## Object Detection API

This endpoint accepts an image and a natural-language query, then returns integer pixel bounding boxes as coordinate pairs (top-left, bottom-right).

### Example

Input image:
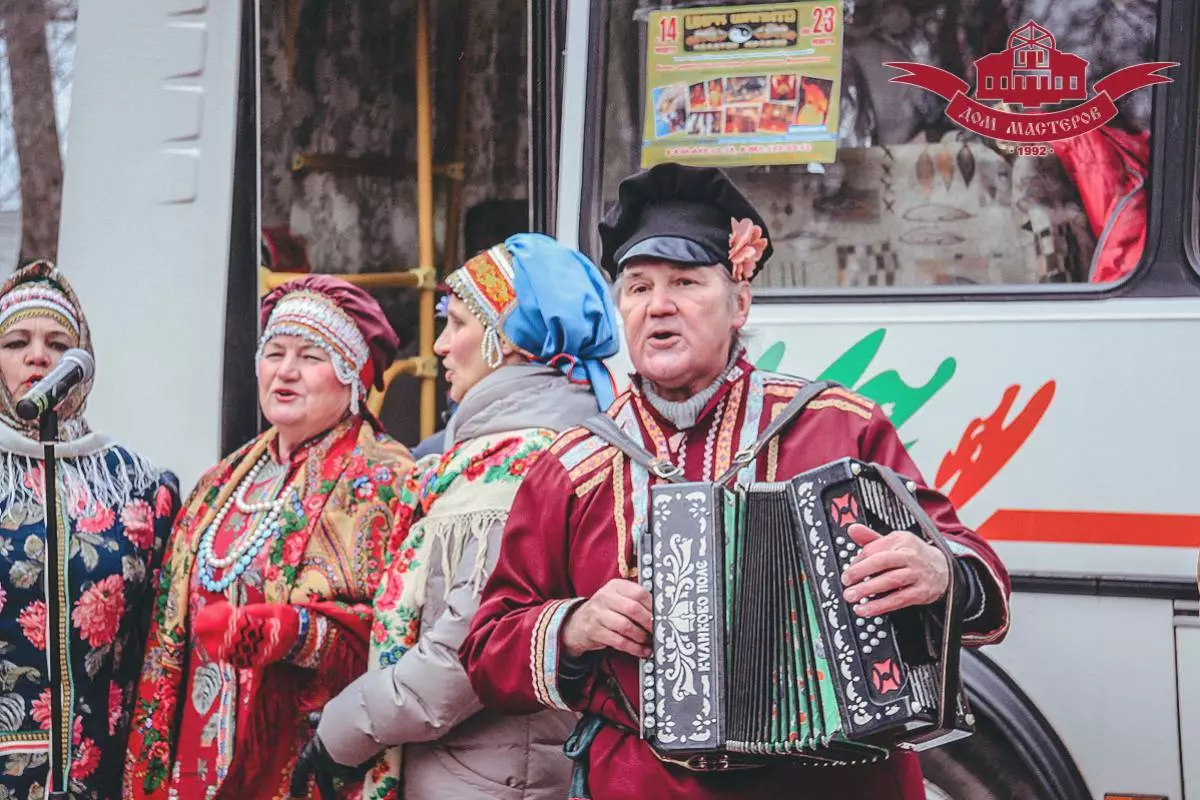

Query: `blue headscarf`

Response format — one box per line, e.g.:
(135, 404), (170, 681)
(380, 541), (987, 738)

(445, 233), (620, 410)
(502, 234), (620, 410)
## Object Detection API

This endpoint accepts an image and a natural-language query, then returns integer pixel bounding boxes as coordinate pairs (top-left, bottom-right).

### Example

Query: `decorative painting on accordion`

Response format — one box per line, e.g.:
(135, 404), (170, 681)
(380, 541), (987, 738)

(638, 458), (971, 769)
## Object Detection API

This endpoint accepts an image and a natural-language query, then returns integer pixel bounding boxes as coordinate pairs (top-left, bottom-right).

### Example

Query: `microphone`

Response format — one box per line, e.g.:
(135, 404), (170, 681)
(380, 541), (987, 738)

(15, 349), (95, 421)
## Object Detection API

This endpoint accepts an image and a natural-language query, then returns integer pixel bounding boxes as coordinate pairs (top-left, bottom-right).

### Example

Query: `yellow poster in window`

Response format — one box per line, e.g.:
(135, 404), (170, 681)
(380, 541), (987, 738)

(641, 2), (843, 168)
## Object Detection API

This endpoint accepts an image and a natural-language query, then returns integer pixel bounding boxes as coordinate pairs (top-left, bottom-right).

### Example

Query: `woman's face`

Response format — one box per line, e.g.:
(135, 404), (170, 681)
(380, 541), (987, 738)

(257, 335), (352, 440)
(433, 296), (496, 404)
(0, 317), (75, 399)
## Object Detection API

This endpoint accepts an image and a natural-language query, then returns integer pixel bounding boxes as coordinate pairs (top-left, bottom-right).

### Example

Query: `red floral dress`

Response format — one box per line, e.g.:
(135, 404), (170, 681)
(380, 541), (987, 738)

(0, 447), (180, 800)
(123, 417), (412, 800)
(169, 441), (299, 798)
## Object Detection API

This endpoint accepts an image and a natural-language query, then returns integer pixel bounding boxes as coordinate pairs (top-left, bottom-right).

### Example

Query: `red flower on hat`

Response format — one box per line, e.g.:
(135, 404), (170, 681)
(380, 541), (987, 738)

(728, 217), (768, 281)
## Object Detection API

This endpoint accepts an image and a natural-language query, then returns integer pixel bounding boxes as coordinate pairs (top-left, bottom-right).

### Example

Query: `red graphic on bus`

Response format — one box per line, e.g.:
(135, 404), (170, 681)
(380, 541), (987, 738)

(974, 22), (1088, 107)
(935, 381), (1056, 509)
(885, 21), (1174, 143)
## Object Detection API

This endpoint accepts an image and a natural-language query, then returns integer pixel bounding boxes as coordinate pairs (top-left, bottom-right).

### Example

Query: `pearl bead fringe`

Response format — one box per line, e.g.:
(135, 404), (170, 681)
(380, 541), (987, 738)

(198, 453), (295, 592)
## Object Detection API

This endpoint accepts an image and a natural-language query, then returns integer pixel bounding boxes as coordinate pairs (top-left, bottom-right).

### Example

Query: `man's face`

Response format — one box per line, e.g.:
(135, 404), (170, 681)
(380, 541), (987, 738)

(617, 260), (750, 400)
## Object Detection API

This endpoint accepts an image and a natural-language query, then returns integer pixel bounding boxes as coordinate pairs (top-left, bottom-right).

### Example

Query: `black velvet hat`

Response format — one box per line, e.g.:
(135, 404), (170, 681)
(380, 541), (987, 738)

(598, 163), (773, 281)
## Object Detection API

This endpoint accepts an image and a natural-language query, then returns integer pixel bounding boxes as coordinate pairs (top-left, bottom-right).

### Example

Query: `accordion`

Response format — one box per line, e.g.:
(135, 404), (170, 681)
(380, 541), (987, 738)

(636, 458), (973, 769)
(582, 380), (971, 772)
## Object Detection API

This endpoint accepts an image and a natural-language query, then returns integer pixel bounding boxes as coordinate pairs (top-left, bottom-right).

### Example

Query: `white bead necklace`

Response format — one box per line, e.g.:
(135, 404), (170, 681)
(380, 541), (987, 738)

(234, 454), (284, 514)
(198, 453), (296, 592)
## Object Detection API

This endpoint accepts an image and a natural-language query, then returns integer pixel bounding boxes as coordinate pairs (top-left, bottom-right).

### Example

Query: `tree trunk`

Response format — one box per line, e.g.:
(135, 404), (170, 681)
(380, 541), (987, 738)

(3, 2), (63, 263)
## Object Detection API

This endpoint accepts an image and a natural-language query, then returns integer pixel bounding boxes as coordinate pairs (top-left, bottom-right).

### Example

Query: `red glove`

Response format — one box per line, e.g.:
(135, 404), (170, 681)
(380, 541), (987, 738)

(193, 601), (306, 669)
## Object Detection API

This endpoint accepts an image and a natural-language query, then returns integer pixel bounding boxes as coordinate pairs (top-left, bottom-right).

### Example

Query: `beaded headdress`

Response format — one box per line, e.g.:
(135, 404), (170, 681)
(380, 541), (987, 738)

(256, 289), (372, 413)
(0, 282), (81, 339)
(444, 244), (518, 368)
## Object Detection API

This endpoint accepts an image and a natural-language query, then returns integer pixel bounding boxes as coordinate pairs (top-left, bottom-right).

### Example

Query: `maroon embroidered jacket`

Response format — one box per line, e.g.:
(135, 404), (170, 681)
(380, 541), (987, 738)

(461, 361), (1010, 800)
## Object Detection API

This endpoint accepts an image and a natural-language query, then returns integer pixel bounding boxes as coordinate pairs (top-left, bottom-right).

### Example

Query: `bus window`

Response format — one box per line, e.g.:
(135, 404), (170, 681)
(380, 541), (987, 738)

(256, 0), (533, 443)
(588, 0), (1160, 292)
(0, 4), (75, 267)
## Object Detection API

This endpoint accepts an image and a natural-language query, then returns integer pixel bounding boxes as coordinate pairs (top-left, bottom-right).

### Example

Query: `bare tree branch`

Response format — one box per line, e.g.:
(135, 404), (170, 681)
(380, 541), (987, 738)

(3, 1), (63, 261)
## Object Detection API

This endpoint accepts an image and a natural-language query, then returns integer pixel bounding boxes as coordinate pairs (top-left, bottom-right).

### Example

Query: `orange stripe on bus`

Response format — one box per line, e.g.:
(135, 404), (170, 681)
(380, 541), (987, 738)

(977, 510), (1200, 548)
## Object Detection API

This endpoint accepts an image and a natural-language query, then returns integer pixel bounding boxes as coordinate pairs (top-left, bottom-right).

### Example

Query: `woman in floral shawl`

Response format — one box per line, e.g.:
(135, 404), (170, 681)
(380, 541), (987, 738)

(303, 234), (619, 800)
(0, 261), (181, 800)
(122, 276), (412, 799)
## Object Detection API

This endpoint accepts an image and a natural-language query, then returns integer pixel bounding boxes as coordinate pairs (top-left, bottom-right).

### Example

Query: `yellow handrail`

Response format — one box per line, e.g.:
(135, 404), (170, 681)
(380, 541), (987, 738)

(414, 0), (437, 440)
(259, 266), (437, 292)
(367, 356), (438, 416)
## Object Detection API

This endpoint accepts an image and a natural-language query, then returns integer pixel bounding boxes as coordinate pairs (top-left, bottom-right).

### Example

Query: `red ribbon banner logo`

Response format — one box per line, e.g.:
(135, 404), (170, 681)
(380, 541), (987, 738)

(885, 21), (1174, 143)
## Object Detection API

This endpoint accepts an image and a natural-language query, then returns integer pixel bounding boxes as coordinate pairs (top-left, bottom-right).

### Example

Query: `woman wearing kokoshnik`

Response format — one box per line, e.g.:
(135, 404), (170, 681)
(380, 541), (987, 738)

(0, 261), (181, 800)
(300, 233), (620, 800)
(122, 276), (412, 799)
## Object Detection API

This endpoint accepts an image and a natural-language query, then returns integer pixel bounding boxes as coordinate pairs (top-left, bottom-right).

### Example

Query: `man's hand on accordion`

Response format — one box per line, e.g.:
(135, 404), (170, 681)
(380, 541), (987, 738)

(561, 578), (654, 659)
(840, 524), (951, 617)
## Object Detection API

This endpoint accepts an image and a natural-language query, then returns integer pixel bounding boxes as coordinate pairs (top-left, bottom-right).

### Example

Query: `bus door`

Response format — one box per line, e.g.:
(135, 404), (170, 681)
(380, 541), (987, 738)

(58, 0), (246, 487)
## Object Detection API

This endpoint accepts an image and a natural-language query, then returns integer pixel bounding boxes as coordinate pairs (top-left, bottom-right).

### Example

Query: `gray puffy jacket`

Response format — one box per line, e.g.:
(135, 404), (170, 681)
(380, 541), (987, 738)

(319, 365), (597, 799)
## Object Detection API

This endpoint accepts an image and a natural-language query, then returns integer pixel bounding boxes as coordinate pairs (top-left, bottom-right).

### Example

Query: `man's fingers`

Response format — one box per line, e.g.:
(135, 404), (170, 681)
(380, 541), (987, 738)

(843, 567), (914, 604)
(847, 523), (883, 549)
(609, 579), (653, 612)
(610, 595), (654, 631)
(842, 550), (908, 586)
(855, 586), (927, 617)
(596, 607), (651, 645)
(594, 626), (652, 658)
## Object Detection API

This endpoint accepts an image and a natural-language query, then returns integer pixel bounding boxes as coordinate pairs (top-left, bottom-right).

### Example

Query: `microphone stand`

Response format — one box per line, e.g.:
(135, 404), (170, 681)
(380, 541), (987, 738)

(39, 408), (70, 800)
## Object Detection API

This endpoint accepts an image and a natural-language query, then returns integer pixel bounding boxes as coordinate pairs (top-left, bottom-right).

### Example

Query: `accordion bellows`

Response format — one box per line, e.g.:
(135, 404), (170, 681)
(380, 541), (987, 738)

(638, 458), (971, 770)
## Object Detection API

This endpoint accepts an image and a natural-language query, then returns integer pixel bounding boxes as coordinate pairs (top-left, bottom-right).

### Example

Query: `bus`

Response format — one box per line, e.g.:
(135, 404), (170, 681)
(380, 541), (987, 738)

(54, 0), (1199, 797)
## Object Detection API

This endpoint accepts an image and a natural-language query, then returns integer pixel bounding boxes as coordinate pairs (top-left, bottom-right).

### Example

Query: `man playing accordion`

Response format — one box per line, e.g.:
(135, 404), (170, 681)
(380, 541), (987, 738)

(460, 163), (1011, 800)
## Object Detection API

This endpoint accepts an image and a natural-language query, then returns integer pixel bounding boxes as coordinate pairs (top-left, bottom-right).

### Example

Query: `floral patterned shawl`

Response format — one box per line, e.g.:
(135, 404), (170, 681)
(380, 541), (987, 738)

(361, 426), (555, 799)
(123, 417), (412, 799)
